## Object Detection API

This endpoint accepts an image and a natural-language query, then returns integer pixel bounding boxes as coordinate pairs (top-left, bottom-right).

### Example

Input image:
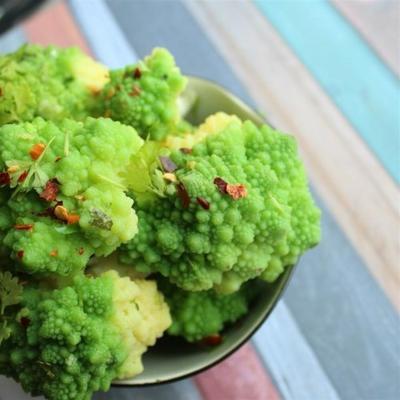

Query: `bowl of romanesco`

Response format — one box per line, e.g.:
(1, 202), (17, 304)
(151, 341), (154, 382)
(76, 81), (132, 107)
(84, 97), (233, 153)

(0, 44), (320, 399)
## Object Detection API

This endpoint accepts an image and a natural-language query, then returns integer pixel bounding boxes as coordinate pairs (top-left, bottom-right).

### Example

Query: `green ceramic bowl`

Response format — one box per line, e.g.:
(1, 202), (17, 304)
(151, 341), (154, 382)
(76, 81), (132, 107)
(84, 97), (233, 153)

(114, 77), (295, 386)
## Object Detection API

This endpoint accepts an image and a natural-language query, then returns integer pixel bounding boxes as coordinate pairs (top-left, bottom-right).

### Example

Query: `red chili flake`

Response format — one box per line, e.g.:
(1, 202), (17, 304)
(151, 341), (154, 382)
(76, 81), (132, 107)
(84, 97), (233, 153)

(17, 250), (24, 259)
(17, 170), (28, 183)
(0, 87), (3, 97)
(0, 172), (10, 186)
(14, 224), (34, 231)
(78, 247), (85, 255)
(226, 183), (248, 200)
(20, 317), (31, 328)
(180, 147), (192, 155)
(67, 214), (80, 225)
(29, 143), (46, 160)
(196, 197), (210, 210)
(176, 182), (190, 208)
(159, 156), (177, 173)
(40, 179), (59, 202)
(133, 67), (142, 79)
(200, 334), (223, 346)
(49, 249), (58, 257)
(129, 86), (141, 96)
(213, 177), (228, 194)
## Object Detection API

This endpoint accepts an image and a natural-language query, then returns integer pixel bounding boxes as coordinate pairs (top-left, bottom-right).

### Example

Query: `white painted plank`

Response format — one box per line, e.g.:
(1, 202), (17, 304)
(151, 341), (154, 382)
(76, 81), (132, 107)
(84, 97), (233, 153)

(68, 0), (138, 68)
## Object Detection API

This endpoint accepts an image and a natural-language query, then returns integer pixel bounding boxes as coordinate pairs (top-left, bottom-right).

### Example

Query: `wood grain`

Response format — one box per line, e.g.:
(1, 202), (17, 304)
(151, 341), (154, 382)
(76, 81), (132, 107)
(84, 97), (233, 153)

(194, 344), (281, 400)
(187, 0), (400, 310)
(332, 0), (400, 77)
(23, 0), (90, 53)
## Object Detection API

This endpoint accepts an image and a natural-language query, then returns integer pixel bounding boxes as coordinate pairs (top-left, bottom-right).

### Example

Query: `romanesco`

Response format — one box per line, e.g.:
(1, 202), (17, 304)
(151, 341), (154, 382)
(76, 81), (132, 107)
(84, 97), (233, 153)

(159, 278), (258, 342)
(120, 113), (321, 292)
(0, 117), (143, 275)
(0, 269), (171, 400)
(94, 48), (187, 140)
(0, 44), (108, 125)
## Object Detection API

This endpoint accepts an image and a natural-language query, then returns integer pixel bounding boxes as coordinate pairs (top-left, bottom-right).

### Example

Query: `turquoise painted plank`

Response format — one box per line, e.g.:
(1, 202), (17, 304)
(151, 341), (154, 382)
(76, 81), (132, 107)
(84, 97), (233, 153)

(255, 0), (400, 182)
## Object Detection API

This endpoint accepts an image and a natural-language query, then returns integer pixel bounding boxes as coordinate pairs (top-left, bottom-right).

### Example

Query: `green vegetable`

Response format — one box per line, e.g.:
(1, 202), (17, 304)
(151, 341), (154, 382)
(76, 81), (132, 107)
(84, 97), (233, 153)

(0, 269), (171, 400)
(0, 271), (23, 344)
(120, 113), (321, 293)
(0, 44), (109, 125)
(94, 48), (187, 140)
(0, 117), (143, 276)
(159, 278), (259, 342)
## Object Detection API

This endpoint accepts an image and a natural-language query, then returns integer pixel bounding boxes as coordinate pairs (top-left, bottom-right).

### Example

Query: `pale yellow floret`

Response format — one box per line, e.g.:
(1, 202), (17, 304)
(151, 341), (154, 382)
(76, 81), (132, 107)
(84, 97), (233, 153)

(164, 112), (240, 149)
(103, 270), (171, 379)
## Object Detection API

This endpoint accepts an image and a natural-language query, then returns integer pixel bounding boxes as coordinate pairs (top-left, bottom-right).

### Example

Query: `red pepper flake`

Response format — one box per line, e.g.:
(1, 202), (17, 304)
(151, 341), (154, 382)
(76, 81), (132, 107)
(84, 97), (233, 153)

(129, 86), (141, 96)
(0, 172), (10, 186)
(14, 224), (34, 231)
(40, 179), (59, 202)
(176, 182), (190, 208)
(196, 197), (210, 210)
(29, 143), (46, 160)
(180, 147), (192, 154)
(226, 183), (248, 200)
(0, 87), (3, 96)
(17, 250), (24, 259)
(78, 247), (85, 255)
(67, 214), (80, 225)
(49, 249), (58, 257)
(159, 156), (177, 173)
(20, 317), (31, 328)
(213, 177), (228, 194)
(200, 334), (223, 346)
(18, 170), (28, 183)
(133, 67), (142, 79)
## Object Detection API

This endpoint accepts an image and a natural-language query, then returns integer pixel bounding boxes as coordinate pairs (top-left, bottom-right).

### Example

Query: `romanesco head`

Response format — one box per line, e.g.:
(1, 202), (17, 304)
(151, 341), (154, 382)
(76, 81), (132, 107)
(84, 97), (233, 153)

(0, 44), (109, 125)
(95, 48), (187, 140)
(0, 117), (143, 276)
(159, 278), (255, 342)
(0, 269), (170, 400)
(120, 113), (321, 292)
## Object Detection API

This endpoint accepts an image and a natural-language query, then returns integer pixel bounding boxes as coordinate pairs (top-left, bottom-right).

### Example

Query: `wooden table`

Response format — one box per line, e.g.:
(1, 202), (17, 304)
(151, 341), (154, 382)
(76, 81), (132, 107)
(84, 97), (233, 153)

(0, 1), (399, 399)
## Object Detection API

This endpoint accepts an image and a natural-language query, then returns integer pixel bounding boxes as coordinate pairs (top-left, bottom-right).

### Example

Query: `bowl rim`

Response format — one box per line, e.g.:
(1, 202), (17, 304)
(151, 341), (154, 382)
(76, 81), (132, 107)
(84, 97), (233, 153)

(113, 76), (295, 387)
(114, 265), (295, 388)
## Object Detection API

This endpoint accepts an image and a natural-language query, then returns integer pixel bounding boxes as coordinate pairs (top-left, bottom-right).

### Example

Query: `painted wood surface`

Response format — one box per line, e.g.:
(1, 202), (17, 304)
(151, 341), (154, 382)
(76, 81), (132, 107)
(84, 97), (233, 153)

(255, 0), (400, 183)
(187, 0), (400, 310)
(333, 0), (400, 77)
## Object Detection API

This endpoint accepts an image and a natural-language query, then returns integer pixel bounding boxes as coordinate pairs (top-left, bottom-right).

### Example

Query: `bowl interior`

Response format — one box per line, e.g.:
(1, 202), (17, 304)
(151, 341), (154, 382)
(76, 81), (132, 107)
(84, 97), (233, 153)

(115, 77), (294, 386)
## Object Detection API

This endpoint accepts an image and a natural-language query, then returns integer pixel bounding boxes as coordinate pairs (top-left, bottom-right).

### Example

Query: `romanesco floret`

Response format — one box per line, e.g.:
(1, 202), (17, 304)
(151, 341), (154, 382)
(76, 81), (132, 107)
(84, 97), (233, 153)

(0, 117), (143, 275)
(159, 278), (257, 342)
(0, 44), (109, 125)
(120, 113), (321, 293)
(94, 48), (187, 140)
(0, 269), (171, 400)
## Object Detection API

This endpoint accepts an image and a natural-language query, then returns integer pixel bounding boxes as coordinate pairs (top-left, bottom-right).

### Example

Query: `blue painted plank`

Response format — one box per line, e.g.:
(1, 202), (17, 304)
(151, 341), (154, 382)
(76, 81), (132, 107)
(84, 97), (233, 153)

(255, 0), (400, 182)
(0, 27), (25, 54)
(253, 302), (340, 400)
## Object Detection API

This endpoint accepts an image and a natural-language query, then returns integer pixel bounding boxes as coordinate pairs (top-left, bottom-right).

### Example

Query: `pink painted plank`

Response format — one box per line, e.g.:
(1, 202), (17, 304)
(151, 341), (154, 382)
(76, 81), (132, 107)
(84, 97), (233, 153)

(194, 344), (281, 400)
(23, 1), (91, 54)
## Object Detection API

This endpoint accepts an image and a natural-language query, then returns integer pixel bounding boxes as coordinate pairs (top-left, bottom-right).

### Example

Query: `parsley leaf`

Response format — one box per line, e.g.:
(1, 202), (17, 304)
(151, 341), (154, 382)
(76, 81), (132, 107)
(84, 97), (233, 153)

(0, 271), (23, 344)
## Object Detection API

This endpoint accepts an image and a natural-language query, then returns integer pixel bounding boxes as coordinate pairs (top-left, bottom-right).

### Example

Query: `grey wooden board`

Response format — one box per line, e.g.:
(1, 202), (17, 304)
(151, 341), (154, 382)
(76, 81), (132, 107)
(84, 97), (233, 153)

(105, 1), (400, 399)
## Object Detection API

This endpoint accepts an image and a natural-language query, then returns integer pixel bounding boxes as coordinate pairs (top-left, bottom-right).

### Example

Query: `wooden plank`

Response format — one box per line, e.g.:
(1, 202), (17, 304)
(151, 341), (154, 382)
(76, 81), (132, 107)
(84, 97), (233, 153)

(23, 0), (90, 53)
(194, 344), (281, 400)
(253, 302), (340, 400)
(332, 0), (400, 77)
(68, 0), (138, 68)
(255, 0), (399, 182)
(187, 0), (400, 310)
